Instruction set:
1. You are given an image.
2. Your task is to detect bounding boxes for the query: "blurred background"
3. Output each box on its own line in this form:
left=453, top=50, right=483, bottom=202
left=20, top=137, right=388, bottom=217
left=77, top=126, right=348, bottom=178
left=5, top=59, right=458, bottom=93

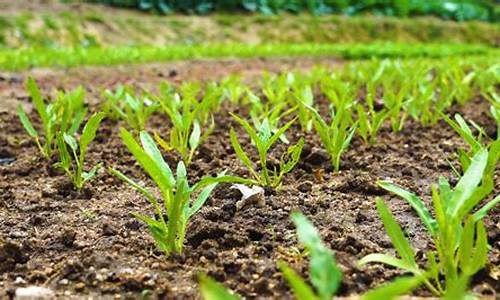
left=0, top=0, right=498, bottom=50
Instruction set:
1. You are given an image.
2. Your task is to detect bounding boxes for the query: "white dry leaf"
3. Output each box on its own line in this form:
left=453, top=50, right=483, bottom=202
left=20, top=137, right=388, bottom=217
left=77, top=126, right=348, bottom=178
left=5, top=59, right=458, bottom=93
left=15, top=286, right=55, bottom=299
left=231, top=184, right=265, bottom=211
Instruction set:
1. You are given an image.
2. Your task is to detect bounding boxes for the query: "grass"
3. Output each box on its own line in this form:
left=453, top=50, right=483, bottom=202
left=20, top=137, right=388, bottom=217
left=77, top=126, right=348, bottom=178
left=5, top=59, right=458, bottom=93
left=0, top=42, right=498, bottom=71
left=1, top=10, right=499, bottom=48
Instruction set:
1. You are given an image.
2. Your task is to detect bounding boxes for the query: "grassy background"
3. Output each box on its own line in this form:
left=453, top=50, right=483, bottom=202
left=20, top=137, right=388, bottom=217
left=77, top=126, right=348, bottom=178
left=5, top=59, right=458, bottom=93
left=1, top=10, right=499, bottom=49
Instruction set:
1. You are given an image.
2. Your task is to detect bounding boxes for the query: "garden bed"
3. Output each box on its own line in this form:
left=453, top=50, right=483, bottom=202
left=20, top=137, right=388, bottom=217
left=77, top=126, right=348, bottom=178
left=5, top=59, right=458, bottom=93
left=0, top=58, right=498, bottom=298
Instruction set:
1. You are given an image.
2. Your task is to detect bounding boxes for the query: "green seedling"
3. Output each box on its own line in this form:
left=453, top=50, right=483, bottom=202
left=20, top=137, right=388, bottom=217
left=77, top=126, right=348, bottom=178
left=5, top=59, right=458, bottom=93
left=359, top=148, right=500, bottom=298
left=155, top=91, right=214, bottom=166
left=230, top=113, right=304, bottom=188
left=307, top=105, right=357, bottom=172
left=382, top=80, right=408, bottom=133
left=110, top=129, right=240, bottom=256
left=279, top=212, right=342, bottom=300
left=448, top=66, right=475, bottom=105
left=290, top=84, right=314, bottom=132
left=17, top=77, right=87, bottom=159
left=55, top=112, right=105, bottom=190
left=101, top=85, right=127, bottom=121
left=220, top=75, right=247, bottom=104
left=197, top=212, right=342, bottom=300
left=248, top=91, right=296, bottom=144
left=199, top=274, right=240, bottom=300
left=483, top=89, right=500, bottom=135
left=356, top=103, right=390, bottom=145
left=261, top=72, right=293, bottom=105
left=122, top=93, right=159, bottom=132
left=103, top=86, right=159, bottom=131
left=442, top=113, right=486, bottom=172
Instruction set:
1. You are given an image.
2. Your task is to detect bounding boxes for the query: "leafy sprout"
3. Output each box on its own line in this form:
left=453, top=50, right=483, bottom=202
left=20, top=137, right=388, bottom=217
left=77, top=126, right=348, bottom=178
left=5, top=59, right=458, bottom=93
left=307, top=104, right=357, bottom=172
left=359, top=147, right=500, bottom=298
left=230, top=113, right=304, bottom=188
left=442, top=113, right=487, bottom=172
left=110, top=129, right=241, bottom=256
left=55, top=112, right=106, bottom=190
left=279, top=212, right=342, bottom=300
left=17, top=77, right=87, bottom=159
left=154, top=90, right=215, bottom=166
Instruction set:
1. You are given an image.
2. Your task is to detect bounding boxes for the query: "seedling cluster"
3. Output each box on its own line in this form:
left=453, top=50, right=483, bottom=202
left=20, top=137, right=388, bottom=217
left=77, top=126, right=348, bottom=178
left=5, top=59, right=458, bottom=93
left=16, top=56, right=499, bottom=299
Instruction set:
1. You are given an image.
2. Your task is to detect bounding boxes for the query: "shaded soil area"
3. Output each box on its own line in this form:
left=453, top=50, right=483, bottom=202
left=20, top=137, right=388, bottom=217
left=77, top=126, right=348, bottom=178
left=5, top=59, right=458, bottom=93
left=0, top=57, right=342, bottom=113
left=0, top=59, right=499, bottom=299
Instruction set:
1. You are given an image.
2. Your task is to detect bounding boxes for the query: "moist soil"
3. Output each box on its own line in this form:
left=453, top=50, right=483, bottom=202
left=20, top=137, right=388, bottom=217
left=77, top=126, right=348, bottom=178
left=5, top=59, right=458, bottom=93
left=0, top=58, right=499, bottom=299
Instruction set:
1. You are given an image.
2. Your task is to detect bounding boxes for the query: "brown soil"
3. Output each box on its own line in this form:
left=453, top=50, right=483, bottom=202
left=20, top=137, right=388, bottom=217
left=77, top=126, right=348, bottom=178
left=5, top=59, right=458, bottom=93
left=0, top=58, right=498, bottom=299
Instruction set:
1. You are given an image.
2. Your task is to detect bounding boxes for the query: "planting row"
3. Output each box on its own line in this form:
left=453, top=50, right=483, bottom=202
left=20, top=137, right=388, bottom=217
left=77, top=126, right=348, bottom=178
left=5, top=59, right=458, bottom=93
left=15, top=57, right=500, bottom=298
left=1, top=43, right=498, bottom=71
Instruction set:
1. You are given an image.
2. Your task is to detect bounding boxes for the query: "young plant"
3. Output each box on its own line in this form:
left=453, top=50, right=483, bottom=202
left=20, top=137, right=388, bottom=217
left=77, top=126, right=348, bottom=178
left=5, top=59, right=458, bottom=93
left=101, top=85, right=127, bottom=121
left=17, top=77, right=87, bottom=159
left=55, top=112, right=105, bottom=190
left=356, top=101, right=390, bottom=145
left=197, top=212, right=342, bottom=300
left=359, top=148, right=500, bottom=298
left=307, top=104, right=357, bottom=172
left=154, top=92, right=214, bottom=165
left=110, top=129, right=237, bottom=256
left=382, top=80, right=409, bottom=133
left=278, top=212, right=342, bottom=300
left=102, top=86, right=159, bottom=131
left=442, top=113, right=486, bottom=172
left=230, top=113, right=304, bottom=188
left=199, top=275, right=240, bottom=300
left=220, top=75, right=247, bottom=104
left=290, top=84, right=314, bottom=132
left=248, top=91, right=296, bottom=144
left=483, top=89, right=500, bottom=135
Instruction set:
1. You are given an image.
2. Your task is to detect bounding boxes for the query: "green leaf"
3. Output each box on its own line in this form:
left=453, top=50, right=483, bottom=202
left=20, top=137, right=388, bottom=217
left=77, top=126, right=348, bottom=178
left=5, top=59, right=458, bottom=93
left=375, top=198, right=417, bottom=268
left=131, top=211, right=168, bottom=253
left=82, top=163, right=102, bottom=184
left=199, top=274, right=240, bottom=300
left=176, top=160, right=187, bottom=183
left=473, top=194, right=500, bottom=222
left=63, top=133, right=78, bottom=151
left=140, top=131, right=175, bottom=187
left=230, top=113, right=263, bottom=152
left=291, top=212, right=341, bottom=299
left=362, top=275, right=425, bottom=300
left=120, top=128, right=172, bottom=199
left=443, top=274, right=471, bottom=300
left=458, top=217, right=475, bottom=274
left=282, top=138, right=304, bottom=173
left=68, top=107, right=87, bottom=136
left=26, top=77, right=49, bottom=127
left=229, top=128, right=258, bottom=180
left=17, top=105, right=38, bottom=138
left=80, top=112, right=105, bottom=156
left=377, top=181, right=437, bottom=236
left=188, top=179, right=219, bottom=219
left=469, top=220, right=488, bottom=275
left=264, top=118, right=296, bottom=152
left=189, top=120, right=201, bottom=150
left=258, top=118, right=272, bottom=142
left=108, top=167, right=159, bottom=208
left=448, top=149, right=488, bottom=218
left=358, top=253, right=414, bottom=272
left=278, top=262, right=319, bottom=300
left=56, top=133, right=71, bottom=171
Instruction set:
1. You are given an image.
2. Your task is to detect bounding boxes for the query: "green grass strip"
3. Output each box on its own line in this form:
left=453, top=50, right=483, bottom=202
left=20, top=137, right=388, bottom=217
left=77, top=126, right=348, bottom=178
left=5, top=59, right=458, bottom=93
left=0, top=43, right=497, bottom=71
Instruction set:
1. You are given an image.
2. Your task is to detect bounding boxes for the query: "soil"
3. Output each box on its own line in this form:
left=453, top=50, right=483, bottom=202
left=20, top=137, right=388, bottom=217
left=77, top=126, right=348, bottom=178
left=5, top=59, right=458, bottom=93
left=0, top=58, right=499, bottom=299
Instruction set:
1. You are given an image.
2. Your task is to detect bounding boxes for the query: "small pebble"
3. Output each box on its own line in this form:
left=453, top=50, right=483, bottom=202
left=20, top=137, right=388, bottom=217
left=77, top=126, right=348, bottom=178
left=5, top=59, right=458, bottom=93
left=74, top=282, right=85, bottom=291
